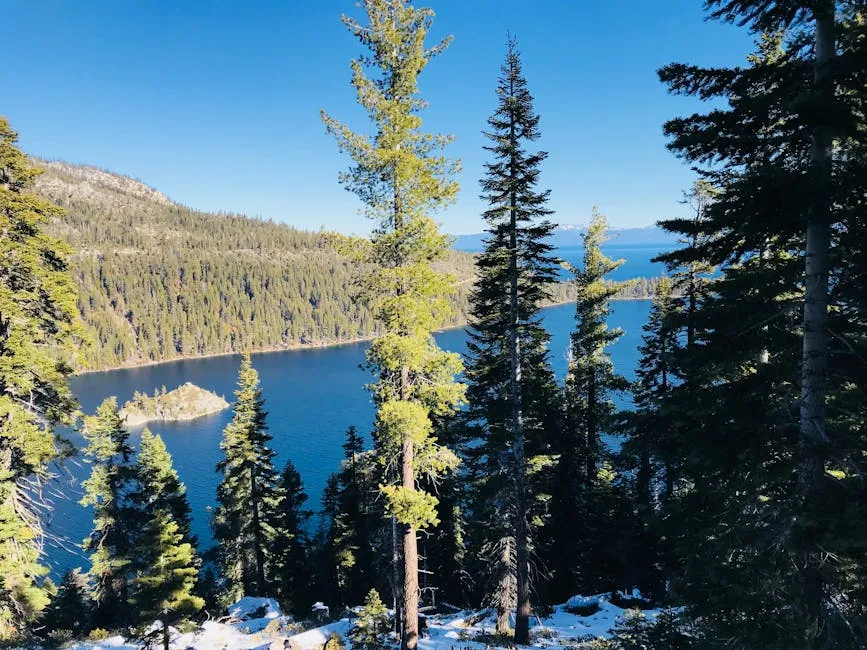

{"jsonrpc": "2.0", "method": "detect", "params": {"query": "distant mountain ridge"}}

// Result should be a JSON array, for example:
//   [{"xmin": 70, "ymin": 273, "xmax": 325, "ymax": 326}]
[{"xmin": 454, "ymin": 224, "xmax": 679, "ymax": 251}]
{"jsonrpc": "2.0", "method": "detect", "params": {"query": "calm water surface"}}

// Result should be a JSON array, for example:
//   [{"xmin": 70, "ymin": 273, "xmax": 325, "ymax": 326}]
[{"xmin": 49, "ymin": 300, "xmax": 650, "ymax": 574}]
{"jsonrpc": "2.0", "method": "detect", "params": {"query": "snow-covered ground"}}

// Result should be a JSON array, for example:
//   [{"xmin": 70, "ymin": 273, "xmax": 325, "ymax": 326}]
[{"xmin": 58, "ymin": 593, "xmax": 660, "ymax": 650}]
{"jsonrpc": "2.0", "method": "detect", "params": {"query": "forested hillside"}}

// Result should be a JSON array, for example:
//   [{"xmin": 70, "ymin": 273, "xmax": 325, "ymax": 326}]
[
  {"xmin": 36, "ymin": 161, "xmax": 654, "ymax": 371},
  {"xmin": 35, "ymin": 160, "xmax": 482, "ymax": 370}
]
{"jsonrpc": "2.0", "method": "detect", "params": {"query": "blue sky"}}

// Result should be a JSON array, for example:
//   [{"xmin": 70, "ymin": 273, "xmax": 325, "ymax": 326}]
[{"xmin": 2, "ymin": 1, "xmax": 753, "ymax": 235}]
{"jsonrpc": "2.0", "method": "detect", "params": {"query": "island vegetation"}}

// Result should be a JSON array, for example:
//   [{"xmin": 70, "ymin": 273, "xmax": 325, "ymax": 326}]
[
  {"xmin": 0, "ymin": 0, "xmax": 863, "ymax": 649},
  {"xmin": 119, "ymin": 383, "xmax": 229, "ymax": 427}
]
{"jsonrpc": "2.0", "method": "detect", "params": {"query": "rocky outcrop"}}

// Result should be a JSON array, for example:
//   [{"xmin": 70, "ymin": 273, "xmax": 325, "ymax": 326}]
[{"xmin": 120, "ymin": 382, "xmax": 229, "ymax": 426}]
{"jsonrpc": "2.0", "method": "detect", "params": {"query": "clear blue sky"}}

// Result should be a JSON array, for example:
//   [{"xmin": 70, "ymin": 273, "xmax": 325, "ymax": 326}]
[{"xmin": 1, "ymin": 1, "xmax": 753, "ymax": 235}]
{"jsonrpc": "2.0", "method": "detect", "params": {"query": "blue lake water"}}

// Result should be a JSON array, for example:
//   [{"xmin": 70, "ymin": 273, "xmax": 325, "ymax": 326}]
[{"xmin": 48, "ymin": 300, "xmax": 650, "ymax": 575}]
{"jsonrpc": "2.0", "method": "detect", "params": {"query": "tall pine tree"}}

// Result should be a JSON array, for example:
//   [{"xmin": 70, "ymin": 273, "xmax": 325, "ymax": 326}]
[
  {"xmin": 0, "ymin": 117, "xmax": 83, "ymax": 638},
  {"xmin": 549, "ymin": 211, "xmax": 628, "ymax": 598},
  {"xmin": 132, "ymin": 429, "xmax": 196, "ymax": 548},
  {"xmin": 80, "ymin": 397, "xmax": 136, "ymax": 628},
  {"xmin": 271, "ymin": 459, "xmax": 314, "ymax": 616},
  {"xmin": 463, "ymin": 36, "xmax": 559, "ymax": 642},
  {"xmin": 322, "ymin": 3, "xmax": 465, "ymax": 648},
  {"xmin": 132, "ymin": 510, "xmax": 203, "ymax": 650},
  {"xmin": 657, "ymin": 3, "xmax": 867, "ymax": 645},
  {"xmin": 212, "ymin": 353, "xmax": 279, "ymax": 600}
]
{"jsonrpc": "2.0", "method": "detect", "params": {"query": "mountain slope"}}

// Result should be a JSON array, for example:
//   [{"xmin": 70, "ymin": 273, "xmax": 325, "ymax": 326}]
[{"xmin": 36, "ymin": 160, "xmax": 478, "ymax": 371}]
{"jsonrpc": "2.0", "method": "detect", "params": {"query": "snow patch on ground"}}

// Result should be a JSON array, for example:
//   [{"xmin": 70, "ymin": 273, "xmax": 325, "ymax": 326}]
[{"xmin": 57, "ymin": 593, "xmax": 658, "ymax": 650}]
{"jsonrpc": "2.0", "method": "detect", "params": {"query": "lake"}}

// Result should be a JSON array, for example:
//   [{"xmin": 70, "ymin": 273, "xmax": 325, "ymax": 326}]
[{"xmin": 48, "ymin": 300, "xmax": 651, "ymax": 575}]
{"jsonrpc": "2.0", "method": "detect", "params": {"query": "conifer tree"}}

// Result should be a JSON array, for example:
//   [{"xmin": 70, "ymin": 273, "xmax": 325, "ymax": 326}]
[
  {"xmin": 322, "ymin": 3, "xmax": 464, "ymax": 648},
  {"xmin": 212, "ymin": 353, "xmax": 279, "ymax": 599},
  {"xmin": 621, "ymin": 275, "xmax": 676, "ymax": 599},
  {"xmin": 0, "ymin": 118, "xmax": 83, "ymax": 638},
  {"xmin": 80, "ymin": 397, "xmax": 136, "ymax": 627},
  {"xmin": 349, "ymin": 588, "xmax": 390, "ymax": 650},
  {"xmin": 41, "ymin": 569, "xmax": 92, "ymax": 638},
  {"xmin": 463, "ymin": 36, "xmax": 559, "ymax": 642},
  {"xmin": 271, "ymin": 459, "xmax": 314, "ymax": 615},
  {"xmin": 657, "ymin": 3, "xmax": 867, "ymax": 645},
  {"xmin": 133, "ymin": 429, "xmax": 196, "ymax": 547},
  {"xmin": 132, "ymin": 510, "xmax": 203, "ymax": 650},
  {"xmin": 328, "ymin": 426, "xmax": 377, "ymax": 607},
  {"xmin": 549, "ymin": 211, "xmax": 628, "ymax": 598}
]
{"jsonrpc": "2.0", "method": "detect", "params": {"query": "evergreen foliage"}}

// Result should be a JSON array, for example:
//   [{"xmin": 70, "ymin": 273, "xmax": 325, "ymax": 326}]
[
  {"xmin": 132, "ymin": 428, "xmax": 196, "ymax": 547},
  {"xmin": 132, "ymin": 509, "xmax": 204, "ymax": 650},
  {"xmin": 80, "ymin": 397, "xmax": 136, "ymax": 627},
  {"xmin": 0, "ymin": 118, "xmax": 82, "ymax": 639},
  {"xmin": 620, "ymin": 276, "xmax": 677, "ymax": 600},
  {"xmin": 40, "ymin": 569, "xmax": 92, "ymax": 639},
  {"xmin": 462, "ymin": 37, "xmax": 559, "ymax": 641},
  {"xmin": 549, "ymin": 211, "xmax": 629, "ymax": 599},
  {"xmin": 322, "ymin": 2, "xmax": 465, "ymax": 648},
  {"xmin": 655, "ymin": 3, "xmax": 867, "ymax": 646},
  {"xmin": 212, "ymin": 353, "xmax": 280, "ymax": 600},
  {"xmin": 325, "ymin": 427, "xmax": 381, "ymax": 608},
  {"xmin": 271, "ymin": 459, "xmax": 314, "ymax": 615},
  {"xmin": 349, "ymin": 588, "xmax": 391, "ymax": 650}
]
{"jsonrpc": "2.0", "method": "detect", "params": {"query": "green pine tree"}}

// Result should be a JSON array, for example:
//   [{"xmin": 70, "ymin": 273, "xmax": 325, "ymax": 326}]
[
  {"xmin": 349, "ymin": 588, "xmax": 390, "ymax": 650},
  {"xmin": 620, "ymin": 275, "xmax": 676, "ymax": 600},
  {"xmin": 328, "ymin": 426, "xmax": 378, "ymax": 607},
  {"xmin": 322, "ymin": 3, "xmax": 464, "ymax": 648},
  {"xmin": 80, "ymin": 397, "xmax": 136, "ymax": 627},
  {"xmin": 40, "ymin": 568, "xmax": 92, "ymax": 638},
  {"xmin": 132, "ymin": 510, "xmax": 204, "ymax": 650},
  {"xmin": 212, "ymin": 353, "xmax": 279, "ymax": 600},
  {"xmin": 463, "ymin": 36, "xmax": 560, "ymax": 641},
  {"xmin": 0, "ymin": 117, "xmax": 83, "ymax": 639},
  {"xmin": 133, "ymin": 429, "xmax": 196, "ymax": 547},
  {"xmin": 271, "ymin": 459, "xmax": 314, "ymax": 615},
  {"xmin": 656, "ymin": 4, "xmax": 867, "ymax": 645},
  {"xmin": 550, "ymin": 211, "xmax": 629, "ymax": 598}
]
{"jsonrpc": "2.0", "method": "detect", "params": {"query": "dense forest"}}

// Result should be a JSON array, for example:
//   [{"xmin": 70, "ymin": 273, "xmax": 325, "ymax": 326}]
[
  {"xmin": 36, "ymin": 161, "xmax": 658, "ymax": 371},
  {"xmin": 0, "ymin": 0, "xmax": 863, "ymax": 649}
]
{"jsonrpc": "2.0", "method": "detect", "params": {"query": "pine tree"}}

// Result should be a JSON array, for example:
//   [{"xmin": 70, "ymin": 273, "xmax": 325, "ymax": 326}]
[
  {"xmin": 349, "ymin": 588, "xmax": 390, "ymax": 650},
  {"xmin": 133, "ymin": 429, "xmax": 196, "ymax": 547},
  {"xmin": 80, "ymin": 397, "xmax": 136, "ymax": 627},
  {"xmin": 322, "ymin": 3, "xmax": 464, "ymax": 648},
  {"xmin": 41, "ymin": 569, "xmax": 92, "ymax": 638},
  {"xmin": 463, "ymin": 36, "xmax": 559, "ymax": 642},
  {"xmin": 550, "ymin": 211, "xmax": 628, "ymax": 598},
  {"xmin": 271, "ymin": 459, "xmax": 314, "ymax": 615},
  {"xmin": 620, "ymin": 275, "xmax": 676, "ymax": 600},
  {"xmin": 212, "ymin": 353, "xmax": 279, "ymax": 600},
  {"xmin": 329, "ymin": 426, "xmax": 378, "ymax": 607},
  {"xmin": 0, "ymin": 118, "xmax": 83, "ymax": 638},
  {"xmin": 657, "ymin": 4, "xmax": 867, "ymax": 645},
  {"xmin": 132, "ymin": 510, "xmax": 203, "ymax": 650}
]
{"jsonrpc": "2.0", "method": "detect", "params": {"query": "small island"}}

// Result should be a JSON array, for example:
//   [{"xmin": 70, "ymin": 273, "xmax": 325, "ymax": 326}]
[{"xmin": 120, "ymin": 382, "xmax": 229, "ymax": 426}]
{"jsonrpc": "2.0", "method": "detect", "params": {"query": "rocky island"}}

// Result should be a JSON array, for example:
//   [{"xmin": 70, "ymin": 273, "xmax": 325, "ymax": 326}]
[{"xmin": 119, "ymin": 382, "xmax": 230, "ymax": 426}]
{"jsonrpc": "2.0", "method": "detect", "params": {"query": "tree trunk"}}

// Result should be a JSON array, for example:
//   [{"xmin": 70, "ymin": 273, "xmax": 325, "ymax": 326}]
[
  {"xmin": 800, "ymin": 4, "xmax": 835, "ymax": 645},
  {"xmin": 506, "ymin": 67, "xmax": 532, "ymax": 644},
  {"xmin": 250, "ymin": 463, "xmax": 266, "ymax": 594},
  {"xmin": 163, "ymin": 620, "xmax": 170, "ymax": 650},
  {"xmin": 400, "ymin": 365, "xmax": 419, "ymax": 650},
  {"xmin": 495, "ymin": 538, "xmax": 512, "ymax": 635}
]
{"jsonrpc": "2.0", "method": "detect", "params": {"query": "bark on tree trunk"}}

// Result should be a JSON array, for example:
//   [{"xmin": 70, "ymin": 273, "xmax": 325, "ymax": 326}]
[
  {"xmin": 799, "ymin": 4, "xmax": 834, "ymax": 645},
  {"xmin": 400, "ymin": 365, "xmax": 419, "ymax": 650},
  {"xmin": 495, "ymin": 538, "xmax": 512, "ymax": 634},
  {"xmin": 401, "ymin": 440, "xmax": 419, "ymax": 650}
]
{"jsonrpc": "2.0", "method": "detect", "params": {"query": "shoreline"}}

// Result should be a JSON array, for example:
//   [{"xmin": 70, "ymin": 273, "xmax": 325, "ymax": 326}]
[{"xmin": 73, "ymin": 296, "xmax": 652, "ymax": 376}]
